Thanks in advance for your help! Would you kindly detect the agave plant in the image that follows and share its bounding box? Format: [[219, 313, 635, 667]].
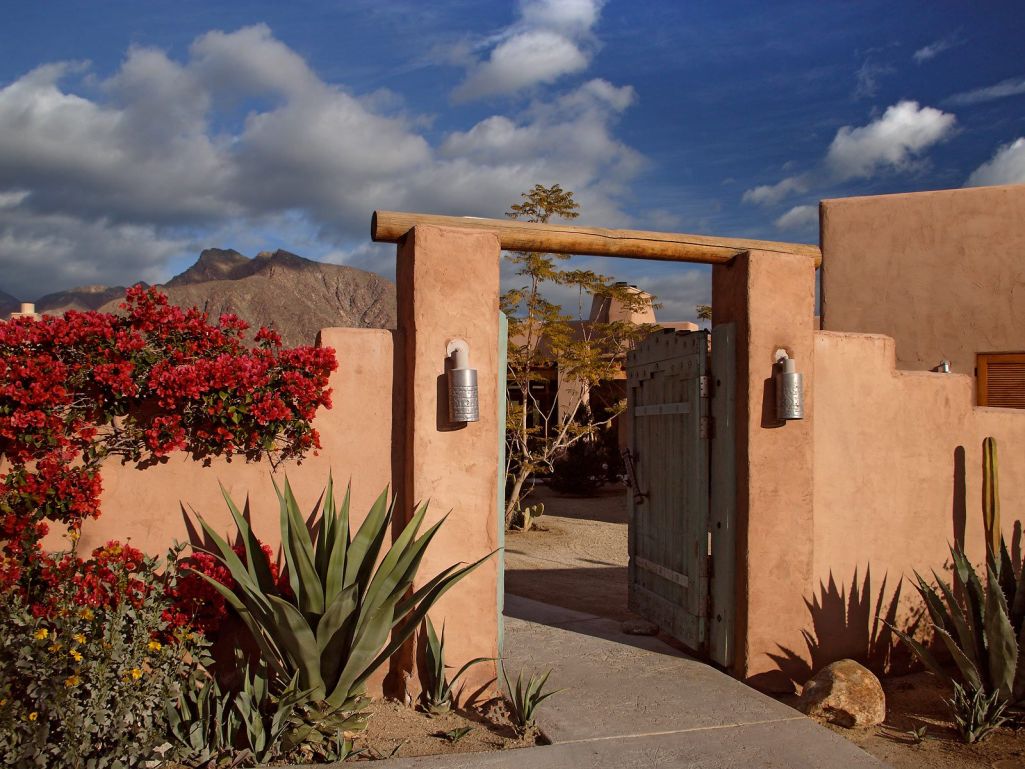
[[191, 475, 495, 712], [166, 665, 312, 765], [421, 617, 493, 715], [891, 437, 1025, 740], [949, 682, 1009, 744], [501, 665, 561, 733]]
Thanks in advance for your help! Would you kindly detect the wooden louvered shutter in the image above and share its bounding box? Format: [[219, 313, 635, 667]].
[[978, 353, 1025, 408]]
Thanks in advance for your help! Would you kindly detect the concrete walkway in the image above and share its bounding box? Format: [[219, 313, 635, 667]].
[[372, 595, 890, 768]]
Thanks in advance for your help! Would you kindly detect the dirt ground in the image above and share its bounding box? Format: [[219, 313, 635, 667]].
[[504, 483, 634, 621], [505, 483, 1025, 769], [347, 698, 540, 761]]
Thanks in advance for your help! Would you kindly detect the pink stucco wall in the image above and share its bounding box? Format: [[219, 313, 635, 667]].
[[821, 183, 1025, 383], [51, 327, 399, 558], [39, 225, 504, 702], [719, 217, 1025, 691]]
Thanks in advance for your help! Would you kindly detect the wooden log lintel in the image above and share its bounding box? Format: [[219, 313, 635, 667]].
[[371, 210, 822, 267]]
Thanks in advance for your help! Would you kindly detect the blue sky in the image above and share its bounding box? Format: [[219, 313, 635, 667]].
[[1, 1, 1023, 319]]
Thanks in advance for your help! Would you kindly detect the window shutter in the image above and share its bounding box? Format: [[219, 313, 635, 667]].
[[978, 353, 1025, 408]]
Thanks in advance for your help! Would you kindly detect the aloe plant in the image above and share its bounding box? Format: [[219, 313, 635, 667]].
[[421, 617, 492, 714], [501, 665, 561, 733], [192, 475, 496, 712]]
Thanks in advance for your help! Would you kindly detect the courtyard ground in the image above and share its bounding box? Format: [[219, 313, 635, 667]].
[[504, 483, 1025, 769]]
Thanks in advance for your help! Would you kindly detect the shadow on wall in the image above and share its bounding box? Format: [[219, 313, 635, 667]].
[[752, 566, 924, 691]]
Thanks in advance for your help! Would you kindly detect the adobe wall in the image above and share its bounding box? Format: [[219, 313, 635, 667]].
[[41, 225, 504, 702], [56, 327, 399, 557], [808, 331, 1025, 674], [820, 184, 1025, 383]]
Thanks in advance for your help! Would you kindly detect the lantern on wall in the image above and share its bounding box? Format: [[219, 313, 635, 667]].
[[447, 339, 479, 423], [775, 352, 804, 421]]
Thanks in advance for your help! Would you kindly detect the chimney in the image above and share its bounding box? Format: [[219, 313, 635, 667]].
[[10, 302, 40, 321]]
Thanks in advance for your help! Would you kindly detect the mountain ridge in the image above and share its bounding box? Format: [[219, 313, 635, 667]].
[[1, 249, 397, 346]]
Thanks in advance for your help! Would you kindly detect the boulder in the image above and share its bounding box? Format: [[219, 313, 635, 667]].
[[797, 659, 886, 728]]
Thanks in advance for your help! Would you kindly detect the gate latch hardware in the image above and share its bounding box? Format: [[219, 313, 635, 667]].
[[621, 448, 647, 505]]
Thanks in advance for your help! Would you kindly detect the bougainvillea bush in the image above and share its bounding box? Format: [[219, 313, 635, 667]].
[[0, 289, 337, 765], [0, 542, 203, 767], [0, 286, 336, 577]]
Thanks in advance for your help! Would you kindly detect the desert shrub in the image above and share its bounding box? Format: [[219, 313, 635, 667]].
[[0, 542, 201, 768]]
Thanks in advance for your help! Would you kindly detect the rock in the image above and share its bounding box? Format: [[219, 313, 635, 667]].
[[621, 618, 659, 636], [797, 659, 885, 728]]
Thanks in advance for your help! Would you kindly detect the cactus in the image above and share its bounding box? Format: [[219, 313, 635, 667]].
[[983, 436, 1000, 564]]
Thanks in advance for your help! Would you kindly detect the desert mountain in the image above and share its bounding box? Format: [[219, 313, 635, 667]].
[[0, 289, 18, 317], [5, 249, 396, 347], [36, 284, 140, 313]]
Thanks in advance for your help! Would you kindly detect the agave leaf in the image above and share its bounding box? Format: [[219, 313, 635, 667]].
[[266, 595, 327, 699], [934, 626, 984, 692], [952, 547, 991, 686], [314, 473, 335, 580], [186, 568, 289, 681], [275, 476, 325, 617], [344, 487, 394, 594], [355, 551, 497, 694], [324, 482, 352, 603], [194, 517, 272, 614], [317, 584, 360, 688], [888, 623, 953, 686], [219, 484, 277, 594], [985, 563, 1018, 700], [914, 571, 957, 636], [326, 595, 403, 707], [930, 570, 981, 668], [359, 502, 432, 618]]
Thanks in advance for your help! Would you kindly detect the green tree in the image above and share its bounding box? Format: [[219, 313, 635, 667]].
[[696, 304, 712, 321], [502, 184, 653, 523]]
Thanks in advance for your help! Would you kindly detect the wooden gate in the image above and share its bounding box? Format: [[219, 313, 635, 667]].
[[625, 326, 735, 666]]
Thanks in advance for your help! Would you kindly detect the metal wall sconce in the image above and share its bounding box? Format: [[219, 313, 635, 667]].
[[447, 339, 479, 423], [774, 351, 804, 421]]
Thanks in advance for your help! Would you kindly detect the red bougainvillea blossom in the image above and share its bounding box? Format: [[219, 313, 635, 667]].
[[0, 287, 337, 580]]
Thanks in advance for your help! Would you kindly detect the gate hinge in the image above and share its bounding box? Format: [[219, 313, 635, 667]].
[[699, 375, 712, 398], [699, 415, 713, 439]]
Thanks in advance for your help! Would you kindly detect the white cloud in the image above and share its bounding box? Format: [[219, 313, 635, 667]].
[[0, 25, 643, 297], [966, 138, 1025, 187], [774, 204, 818, 233], [742, 101, 956, 207], [913, 37, 960, 63], [453, 0, 603, 101], [825, 101, 956, 180], [742, 175, 810, 206], [947, 76, 1025, 107]]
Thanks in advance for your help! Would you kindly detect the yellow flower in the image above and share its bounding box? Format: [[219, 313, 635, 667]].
[[79, 608, 94, 621], [27, 712, 38, 721], [33, 628, 48, 640], [47, 643, 62, 653], [130, 668, 142, 680], [147, 640, 162, 652], [72, 634, 86, 644], [64, 675, 80, 688], [70, 649, 83, 663], [69, 528, 81, 542]]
